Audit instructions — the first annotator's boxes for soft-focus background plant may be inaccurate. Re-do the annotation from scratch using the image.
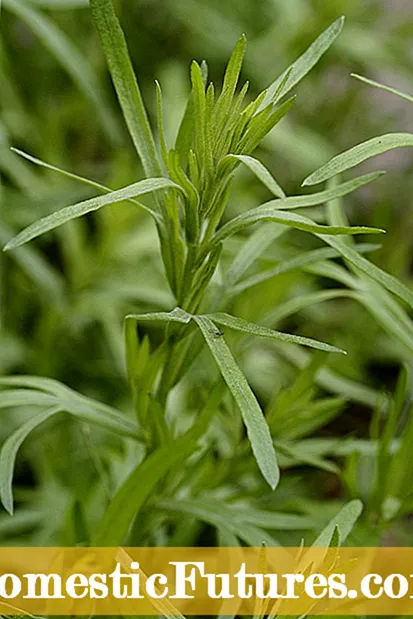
[1,0,413,553]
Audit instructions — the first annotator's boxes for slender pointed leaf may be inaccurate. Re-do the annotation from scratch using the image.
[351,73,413,105]
[261,17,345,108]
[208,312,345,354]
[222,154,285,198]
[318,235,413,310]
[212,206,384,248]
[193,315,279,490]
[304,134,413,186]
[0,407,62,514]
[90,0,162,176]
[4,178,180,250]
[11,148,153,214]
[126,307,192,325]
[312,500,363,547]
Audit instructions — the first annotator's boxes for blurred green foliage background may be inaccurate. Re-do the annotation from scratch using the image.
[1,0,413,553]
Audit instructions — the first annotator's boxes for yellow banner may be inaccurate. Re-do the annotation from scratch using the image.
[1,547,413,615]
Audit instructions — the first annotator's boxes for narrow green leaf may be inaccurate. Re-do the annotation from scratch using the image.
[93,435,200,545]
[155,80,169,168]
[212,206,384,249]
[352,73,413,105]
[126,307,192,325]
[222,154,286,198]
[304,134,413,186]
[0,407,62,514]
[11,147,154,214]
[261,17,345,108]
[215,34,247,129]
[227,170,378,213]
[0,375,76,397]
[0,380,140,440]
[193,315,279,490]
[157,498,283,547]
[175,99,194,164]
[312,500,363,547]
[160,498,316,530]
[208,312,345,354]
[276,441,339,474]
[11,147,112,193]
[225,223,286,287]
[264,289,355,326]
[230,244,380,297]
[89,0,162,177]
[238,96,296,154]
[280,171,383,208]
[4,178,179,250]
[319,235,413,310]
[190,61,207,169]
[0,389,56,409]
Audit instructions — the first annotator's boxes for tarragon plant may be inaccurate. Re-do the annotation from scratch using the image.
[2,0,413,546]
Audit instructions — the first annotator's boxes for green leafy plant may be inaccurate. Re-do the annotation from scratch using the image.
[2,0,413,559]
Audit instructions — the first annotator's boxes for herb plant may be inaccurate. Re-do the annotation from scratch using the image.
[1,0,413,558]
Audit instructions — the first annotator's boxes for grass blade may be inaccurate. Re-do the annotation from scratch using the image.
[90,0,162,177]
[4,178,179,250]
[194,315,279,490]
[304,133,413,186]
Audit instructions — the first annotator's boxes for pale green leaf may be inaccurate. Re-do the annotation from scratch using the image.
[312,500,363,547]
[90,0,162,176]
[222,154,286,198]
[261,17,345,108]
[351,73,413,105]
[225,223,286,287]
[0,378,140,440]
[276,441,339,474]
[157,498,283,547]
[215,34,247,129]
[193,315,279,490]
[212,206,384,248]
[11,147,153,215]
[208,312,345,354]
[0,407,61,514]
[230,244,379,297]
[4,178,180,250]
[304,133,413,186]
[125,307,192,325]
[318,235,413,310]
